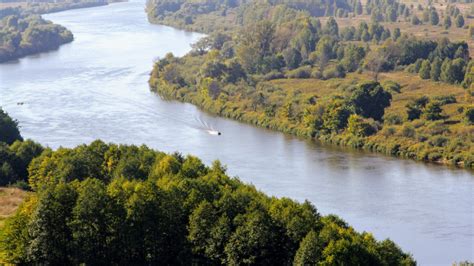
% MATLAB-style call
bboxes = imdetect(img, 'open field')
[270,70,472,119]
[0,187,28,227]
[0,2,27,8]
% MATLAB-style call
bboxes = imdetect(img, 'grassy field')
[270,70,472,120]
[0,187,28,228]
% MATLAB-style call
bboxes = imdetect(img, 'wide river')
[1,1,473,264]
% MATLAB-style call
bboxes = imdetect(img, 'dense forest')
[147,0,474,168]
[0,14,73,62]
[0,109,416,265]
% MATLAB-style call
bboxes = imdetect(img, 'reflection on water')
[0,1,473,264]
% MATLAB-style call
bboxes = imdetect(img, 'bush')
[400,124,416,138]
[382,81,401,94]
[464,106,474,125]
[384,113,403,125]
[310,69,323,79]
[428,136,449,147]
[433,95,457,105]
[322,65,346,79]
[263,71,285,81]
[287,66,311,79]
[347,114,377,137]
[380,126,397,136]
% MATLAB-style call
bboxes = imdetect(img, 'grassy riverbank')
[150,63,474,168]
[147,0,473,169]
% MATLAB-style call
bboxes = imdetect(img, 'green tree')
[430,57,442,81]
[312,36,334,71]
[463,106,474,125]
[429,10,439,25]
[27,183,77,264]
[355,1,363,15]
[443,15,452,29]
[411,15,421,25]
[224,209,288,265]
[455,14,464,28]
[406,96,429,121]
[0,108,23,144]
[293,230,323,265]
[350,82,392,121]
[347,114,377,137]
[69,178,122,265]
[393,28,401,40]
[322,99,353,132]
[423,101,443,121]
[324,17,339,36]
[419,60,431,79]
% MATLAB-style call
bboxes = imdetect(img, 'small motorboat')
[207,130,221,136]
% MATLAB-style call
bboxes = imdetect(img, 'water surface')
[0,2,472,264]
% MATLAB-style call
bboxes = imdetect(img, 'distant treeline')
[0,109,416,265]
[0,14,73,62]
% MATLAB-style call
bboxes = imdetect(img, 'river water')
[0,1,473,264]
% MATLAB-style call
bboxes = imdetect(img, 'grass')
[270,71,471,113]
[0,187,28,228]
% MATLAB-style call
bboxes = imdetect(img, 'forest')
[0,109,416,265]
[0,14,73,62]
[147,0,474,168]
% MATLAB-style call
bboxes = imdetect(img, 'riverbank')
[0,15,74,63]
[150,58,474,169]
[0,0,124,63]
[146,0,473,169]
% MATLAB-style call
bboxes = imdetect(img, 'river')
[0,1,473,264]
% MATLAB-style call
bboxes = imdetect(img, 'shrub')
[322,65,346,79]
[382,81,401,94]
[384,113,403,125]
[400,124,416,138]
[464,106,474,125]
[433,95,456,105]
[287,66,311,79]
[263,71,285,81]
[423,101,443,121]
[428,136,449,147]
[380,126,397,136]
[310,69,323,79]
[347,114,377,137]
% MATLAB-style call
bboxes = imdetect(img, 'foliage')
[0,14,73,62]
[0,142,416,264]
[0,108,22,145]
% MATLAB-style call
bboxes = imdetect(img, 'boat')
[207,130,221,136]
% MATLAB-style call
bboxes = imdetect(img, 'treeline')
[146,0,353,32]
[0,14,73,62]
[148,0,472,85]
[0,108,44,188]
[0,0,109,19]
[0,111,415,265]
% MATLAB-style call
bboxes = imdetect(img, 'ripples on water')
[0,1,473,264]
